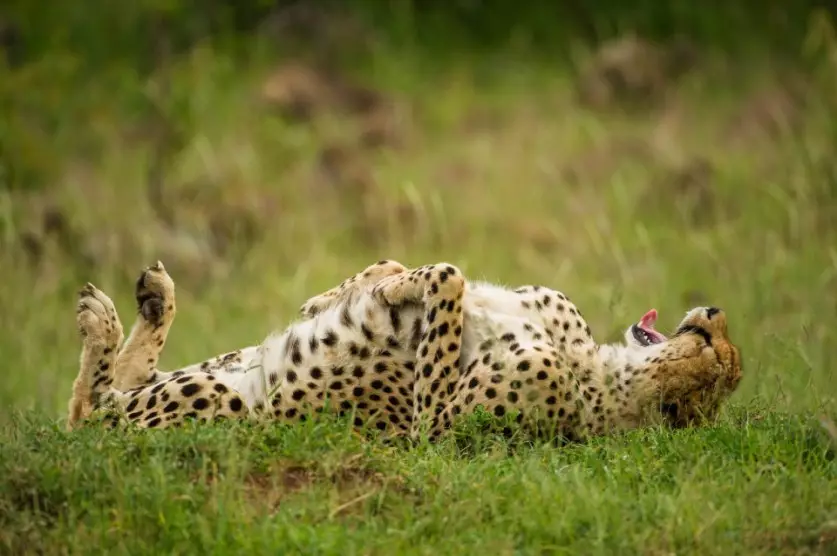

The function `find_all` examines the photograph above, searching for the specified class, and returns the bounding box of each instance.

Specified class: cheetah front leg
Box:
[372,263,466,439]
[299,259,408,318]
[112,261,176,391]
[67,284,124,429]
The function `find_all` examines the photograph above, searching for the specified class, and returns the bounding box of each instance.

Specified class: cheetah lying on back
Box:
[68,260,742,441]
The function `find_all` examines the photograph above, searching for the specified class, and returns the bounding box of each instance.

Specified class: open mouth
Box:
[631,309,668,347]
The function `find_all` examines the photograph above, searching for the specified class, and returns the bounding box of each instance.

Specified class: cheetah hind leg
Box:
[372,263,466,440]
[112,261,177,392]
[299,259,408,318]
[67,283,124,430]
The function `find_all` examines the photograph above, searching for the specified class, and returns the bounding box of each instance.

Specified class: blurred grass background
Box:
[1,0,837,419]
[4,3,837,554]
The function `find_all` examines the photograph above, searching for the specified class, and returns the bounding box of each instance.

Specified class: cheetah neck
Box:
[593,342,668,431]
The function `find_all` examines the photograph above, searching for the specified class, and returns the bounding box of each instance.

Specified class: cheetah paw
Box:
[371,273,423,307]
[301,260,408,317]
[77,283,123,348]
[135,261,175,327]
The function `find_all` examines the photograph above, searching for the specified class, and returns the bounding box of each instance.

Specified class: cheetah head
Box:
[626,307,743,428]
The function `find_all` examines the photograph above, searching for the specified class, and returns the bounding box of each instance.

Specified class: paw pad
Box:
[134,261,175,326]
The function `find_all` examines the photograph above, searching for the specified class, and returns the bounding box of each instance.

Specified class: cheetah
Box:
[67,260,742,441]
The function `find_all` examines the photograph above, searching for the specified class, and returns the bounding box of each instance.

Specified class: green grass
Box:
[2,411,835,554]
[3,12,837,554]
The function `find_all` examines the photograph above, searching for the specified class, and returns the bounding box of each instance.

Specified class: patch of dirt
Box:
[750,522,837,555]
[312,143,419,247]
[723,77,809,147]
[258,3,374,62]
[243,457,402,516]
[643,157,720,227]
[560,136,656,186]
[576,34,698,111]
[259,61,404,151]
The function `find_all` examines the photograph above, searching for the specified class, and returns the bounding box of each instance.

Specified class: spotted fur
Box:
[67,260,743,441]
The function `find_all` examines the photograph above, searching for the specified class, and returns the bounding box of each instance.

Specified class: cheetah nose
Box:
[706,307,721,319]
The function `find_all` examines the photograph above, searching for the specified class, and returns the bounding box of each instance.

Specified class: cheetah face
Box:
[651,306,743,428]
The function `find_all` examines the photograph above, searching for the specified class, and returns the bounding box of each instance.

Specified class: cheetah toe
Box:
[135,261,175,326]
[372,274,421,306]
[77,284,121,344]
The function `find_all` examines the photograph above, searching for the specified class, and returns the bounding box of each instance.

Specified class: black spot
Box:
[536,370,549,380]
[422,364,433,378]
[287,370,298,383]
[507,391,519,403]
[427,307,437,325]
[180,383,200,397]
[193,398,209,410]
[361,324,374,341]
[389,308,402,333]
[486,388,497,399]
[145,395,157,410]
[371,380,384,390]
[517,361,531,372]
[374,362,388,374]
[292,389,306,401]
[322,330,338,346]
[352,366,365,378]
[340,305,354,328]
[147,418,161,428]
[126,399,138,412]
[311,367,323,379]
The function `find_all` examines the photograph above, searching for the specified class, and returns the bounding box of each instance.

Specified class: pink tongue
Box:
[638,309,667,342]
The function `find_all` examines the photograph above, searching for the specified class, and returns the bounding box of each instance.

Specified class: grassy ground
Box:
[2,11,837,554]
